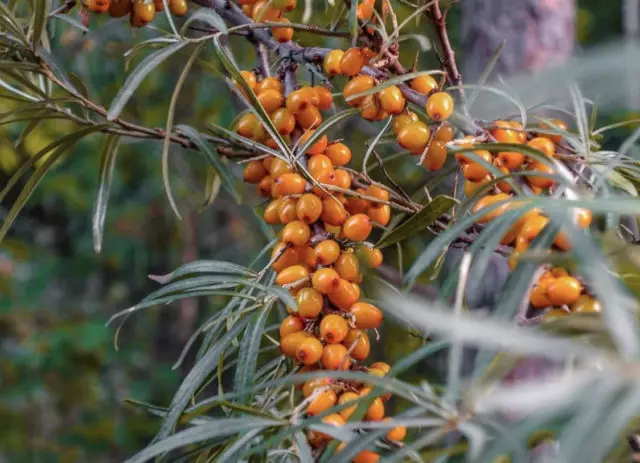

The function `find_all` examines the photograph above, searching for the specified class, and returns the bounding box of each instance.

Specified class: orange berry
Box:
[256,76,282,94]
[342,214,373,241]
[356,0,374,20]
[365,396,385,421]
[312,268,341,294]
[346,189,371,215]
[302,377,330,397]
[252,0,281,21]
[296,287,324,318]
[238,70,258,92]
[262,156,274,170]
[257,88,284,113]
[271,242,299,272]
[497,151,525,170]
[277,198,298,224]
[353,450,380,463]
[370,361,391,373]
[295,105,322,129]
[461,150,492,182]
[349,301,383,329]
[397,122,430,155]
[571,295,601,314]
[320,314,350,343]
[410,74,438,94]
[273,0,296,11]
[315,240,341,266]
[314,86,334,110]
[169,0,187,15]
[343,75,375,107]
[530,278,554,308]
[308,413,345,446]
[269,157,293,178]
[392,111,419,135]
[365,185,390,202]
[264,199,281,224]
[271,18,294,42]
[300,245,317,269]
[426,92,454,121]
[281,220,311,246]
[280,331,311,357]
[359,94,383,121]
[471,193,511,224]
[540,119,567,144]
[368,204,391,226]
[337,391,359,420]
[576,208,592,228]
[508,120,527,143]
[299,130,328,155]
[271,108,296,135]
[494,161,513,194]
[241,4,253,14]
[528,137,556,158]
[385,420,407,441]
[322,344,351,371]
[272,173,306,197]
[296,336,324,365]
[435,123,455,142]
[257,175,274,197]
[343,329,370,361]
[306,388,338,415]
[527,162,555,189]
[334,170,352,190]
[423,140,448,171]
[359,246,383,268]
[335,251,360,282]
[235,113,262,139]
[326,143,352,166]
[307,154,333,176]
[547,276,583,306]
[519,214,548,241]
[243,160,268,184]
[131,0,155,26]
[491,121,519,144]
[109,0,131,17]
[341,48,367,76]
[378,85,405,115]
[295,193,323,224]
[280,315,305,337]
[328,278,360,311]
[323,49,345,76]
[321,197,348,226]
[276,264,309,286]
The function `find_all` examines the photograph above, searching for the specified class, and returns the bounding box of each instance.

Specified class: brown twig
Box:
[426,1,464,98]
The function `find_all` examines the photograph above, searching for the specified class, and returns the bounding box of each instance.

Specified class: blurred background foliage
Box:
[0,0,632,461]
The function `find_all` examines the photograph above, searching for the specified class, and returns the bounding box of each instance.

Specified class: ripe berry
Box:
[359,94,383,121]
[334,169,352,189]
[335,251,360,282]
[385,421,407,441]
[337,391,359,420]
[346,189,371,215]
[264,199,281,224]
[271,109,296,135]
[343,75,375,107]
[576,208,592,228]
[349,301,383,329]
[299,130,328,155]
[322,343,352,371]
[271,242,300,272]
[494,161,513,194]
[356,0,374,20]
[326,143,352,166]
[256,77,282,94]
[519,214,548,241]
[296,336,323,365]
[272,173,306,197]
[364,396,385,421]
[392,111,419,135]
[312,268,341,294]
[300,246,318,269]
[295,193,322,224]
[243,160,268,184]
[314,86,334,110]
[169,0,187,15]
[280,331,311,357]
[342,214,373,241]
[461,150,492,182]
[276,265,310,286]
[237,70,258,92]
[491,121,519,144]
[410,74,438,94]
[257,175,273,197]
[352,450,380,463]
[277,198,298,224]
[323,49,345,76]
[269,158,293,178]
[296,287,324,318]
[426,92,454,121]
[508,120,527,143]
[87,0,111,14]
[528,137,555,158]
[252,0,281,21]
[370,361,391,373]
[321,197,348,226]
[571,295,601,313]
[280,315,305,337]
[320,314,349,343]
[295,105,322,129]
[435,123,455,142]
[308,413,345,446]
[340,48,366,76]
[281,220,311,246]
[328,278,360,311]
[359,246,383,268]
[368,204,391,226]
[273,0,296,10]
[306,388,338,415]
[547,276,583,306]
[378,85,406,115]
[235,113,263,139]
[257,88,284,113]
[527,162,555,189]
[109,0,131,17]
[423,140,448,171]
[540,119,567,143]
[365,185,390,202]
[397,122,430,155]
[497,151,525,170]
[315,240,341,265]
[343,329,370,361]
[471,193,511,224]
[302,377,330,397]
[530,279,553,308]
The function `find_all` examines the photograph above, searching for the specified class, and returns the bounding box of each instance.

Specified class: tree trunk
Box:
[461,0,576,82]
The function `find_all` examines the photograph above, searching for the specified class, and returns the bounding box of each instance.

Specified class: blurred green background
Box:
[0,1,630,461]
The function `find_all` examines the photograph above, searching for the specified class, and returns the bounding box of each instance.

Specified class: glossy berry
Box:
[340,48,366,76]
[130,0,155,26]
[257,88,284,113]
[263,199,281,224]
[335,251,360,282]
[235,113,263,139]
[296,336,324,365]
[299,130,328,155]
[334,169,352,190]
[271,109,296,135]
[527,162,555,189]
[337,391,359,419]
[252,0,281,21]
[238,70,258,92]
[397,122,430,155]
[342,214,373,241]
[281,220,311,246]
[109,0,131,17]
[530,279,553,309]
[365,396,385,421]
[435,123,455,142]
[356,0,374,20]
[295,105,322,129]
[86,0,111,14]
[365,184,390,202]
[272,173,306,197]
[528,137,556,158]
[392,111,419,135]
[302,378,330,397]
[359,94,383,121]
[349,301,383,329]
[314,86,334,110]
[300,246,318,269]
[423,140,448,171]
[541,119,567,143]
[378,85,406,115]
[461,150,492,182]
[256,77,282,94]
[257,175,273,197]
[519,213,548,241]
[410,74,438,94]
[271,242,300,272]
[370,361,391,373]
[346,189,371,215]
[280,331,311,357]
[359,246,383,268]
[286,88,313,113]
[243,160,268,184]
[352,450,380,463]
[547,276,583,306]
[280,315,305,337]
[320,314,349,343]
[169,0,188,15]
[328,278,360,311]
[497,151,525,170]
[321,197,348,226]
[385,421,407,441]
[312,268,341,294]
[343,329,370,361]
[426,92,454,121]
[308,413,345,446]
[368,204,391,226]
[295,193,322,224]
[296,287,324,318]
[326,143,352,166]
[323,49,345,76]
[571,295,602,313]
[306,388,338,416]
[322,343,352,371]
[576,208,592,228]
[472,193,511,224]
[269,157,293,178]
[491,121,519,144]
[343,75,375,107]
[276,265,309,286]
[277,198,298,224]
[508,120,527,143]
[315,240,341,266]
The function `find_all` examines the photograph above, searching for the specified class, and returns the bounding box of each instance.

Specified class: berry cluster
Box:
[238,72,404,460]
[238,0,295,43]
[83,0,187,27]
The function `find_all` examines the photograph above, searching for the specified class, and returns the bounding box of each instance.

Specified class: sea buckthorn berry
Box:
[242,4,253,14]
[109,0,131,16]
[334,169,352,189]
[507,120,527,143]
[280,315,305,337]
[286,88,313,113]
[315,239,341,266]
[491,120,519,144]
[235,113,262,139]
[368,204,391,226]
[435,123,455,142]
[342,214,373,241]
[424,140,448,171]
[528,137,556,158]
[237,70,258,92]
[264,199,281,224]
[335,251,360,282]
[365,185,390,202]
[243,160,268,184]
[576,208,592,228]
[337,392,359,420]
[472,193,511,224]
[540,119,567,143]
[302,378,331,397]
[280,331,311,357]
[307,154,334,177]
[169,0,188,15]
[551,267,569,278]
[527,162,555,189]
[252,0,281,21]
[397,121,430,155]
[326,143,352,166]
[410,74,438,94]
[340,48,366,76]
[271,242,300,272]
[257,88,284,113]
[530,279,553,308]
[262,156,274,170]
[314,86,334,110]
[320,314,350,343]
[257,175,273,197]
[463,177,490,197]
[343,329,370,361]
[497,151,525,170]
[356,0,374,20]
[385,421,407,441]
[392,111,419,135]
[343,75,375,106]
[295,105,323,129]
[296,287,324,318]
[547,276,583,306]
[271,109,296,135]
[352,450,380,463]
[306,388,338,416]
[277,198,298,224]
[87,0,111,14]
[300,246,318,269]
[256,76,282,94]
[308,413,345,446]
[462,150,492,182]
[378,85,406,115]
[494,161,513,194]
[281,220,311,246]
[312,268,341,294]
[273,0,296,11]
[346,189,371,215]
[519,213,548,241]
[321,197,348,226]
[323,49,345,76]
[296,194,323,224]
[350,301,383,329]
[359,246,383,268]
[322,344,352,372]
[328,278,360,311]
[276,265,309,286]
[272,173,306,197]
[359,94,383,121]
[296,336,324,365]
[269,157,293,178]
[426,92,454,121]
[364,396,385,421]
[299,130,328,155]
[370,361,391,373]
[152,0,164,11]
[571,295,602,313]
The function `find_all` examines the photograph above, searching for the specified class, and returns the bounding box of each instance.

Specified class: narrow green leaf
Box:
[204,121,286,161]
[467,40,506,108]
[603,168,637,197]
[37,47,81,97]
[149,260,255,284]
[51,12,88,32]
[448,83,527,127]
[31,0,50,48]
[0,1,29,44]
[93,134,120,254]
[180,8,227,36]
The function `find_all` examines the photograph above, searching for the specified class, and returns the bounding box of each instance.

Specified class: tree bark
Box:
[461,0,576,82]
